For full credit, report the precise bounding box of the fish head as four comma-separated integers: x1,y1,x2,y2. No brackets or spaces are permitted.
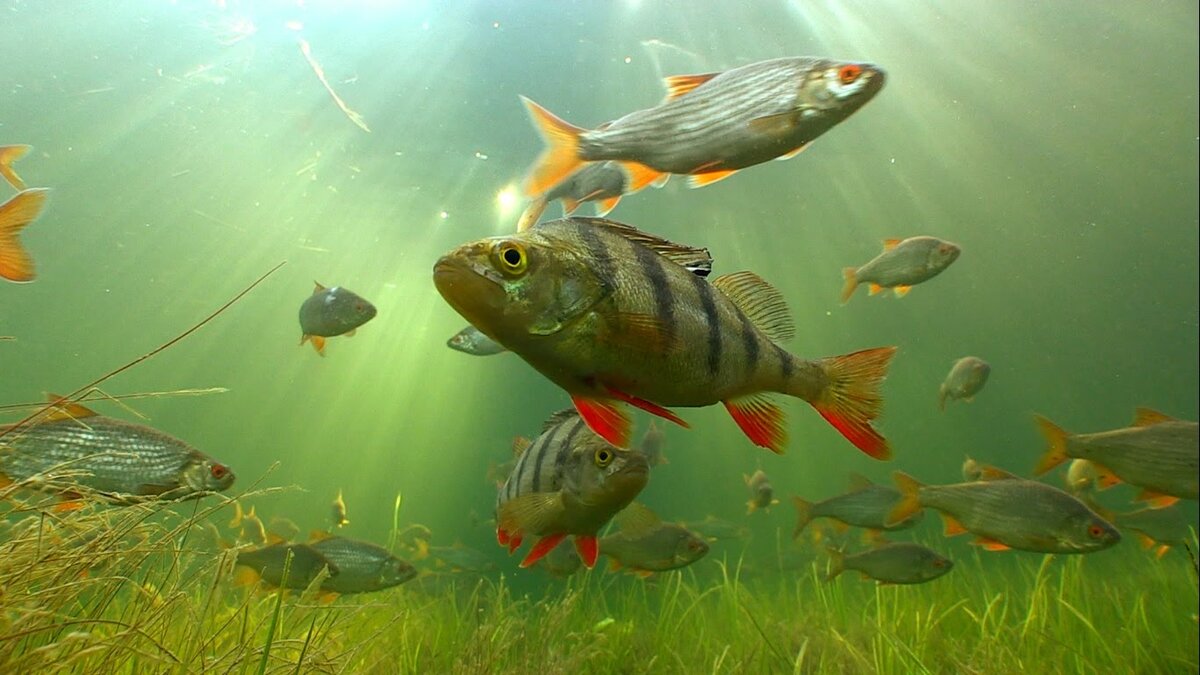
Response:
434,231,611,341
797,59,886,117
564,436,650,512
926,240,961,273
181,455,235,493
920,550,954,581
324,287,378,333
1058,511,1122,552
380,556,418,587
673,529,710,566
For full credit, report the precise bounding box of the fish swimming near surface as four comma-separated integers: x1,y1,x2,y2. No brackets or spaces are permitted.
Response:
308,532,417,594
298,282,377,356
886,471,1121,554
234,542,339,590
744,469,780,514
331,489,350,528
638,421,668,466
0,399,235,509
447,325,507,356
938,356,990,411
433,217,897,457
599,502,709,576
1033,408,1199,508
0,188,50,283
494,408,649,569
520,56,885,196
825,542,953,585
840,236,960,303
0,144,31,190
792,473,922,539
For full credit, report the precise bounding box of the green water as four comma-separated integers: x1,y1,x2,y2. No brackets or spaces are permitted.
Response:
1,1,1197,670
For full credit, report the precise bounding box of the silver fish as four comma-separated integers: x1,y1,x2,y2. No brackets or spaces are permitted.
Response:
939,357,990,411
841,236,960,303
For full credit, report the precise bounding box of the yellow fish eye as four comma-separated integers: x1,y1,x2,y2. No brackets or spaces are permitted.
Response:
494,241,528,276
594,447,614,468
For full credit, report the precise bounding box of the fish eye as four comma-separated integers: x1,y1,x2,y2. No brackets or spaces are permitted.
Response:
494,241,528,276
838,64,862,84
594,447,614,467
932,558,946,568
210,463,228,479
1087,523,1105,539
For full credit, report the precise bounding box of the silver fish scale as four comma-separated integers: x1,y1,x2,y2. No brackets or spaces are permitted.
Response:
312,537,389,573
0,416,197,495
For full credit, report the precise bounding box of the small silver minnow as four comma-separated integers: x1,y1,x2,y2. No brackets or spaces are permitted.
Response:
939,356,991,411
825,543,952,585
841,236,960,303
447,325,507,356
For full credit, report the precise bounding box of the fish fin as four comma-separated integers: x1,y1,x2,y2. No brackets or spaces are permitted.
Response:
615,502,661,537
343,328,356,337
560,196,581,215
892,285,911,298
745,500,757,515
940,513,968,537
840,267,859,305
519,532,568,568
497,492,566,539
723,394,787,454
42,393,99,421
831,520,850,534
317,591,339,604
54,500,84,513
266,533,286,546
823,548,845,582
0,188,49,283
229,501,245,528
508,533,524,554
620,161,668,193
603,386,689,430
519,96,585,197
1155,544,1171,559
651,173,670,188
972,537,1011,552
415,539,430,560
1032,415,1070,475
963,396,974,403
594,196,621,217
774,143,811,161
312,281,326,293
847,472,873,492
515,195,549,233
791,497,813,539
747,112,798,137
574,218,713,275
0,144,31,190
662,73,718,100
597,312,676,355
863,529,887,547
1137,532,1156,550
711,271,795,343
1132,407,1176,426
496,526,510,548
310,336,326,356
309,529,333,543
574,535,599,568
806,347,897,459
540,408,583,433
512,436,532,457
1134,489,1179,510
882,238,902,251
687,169,737,189
886,471,924,526
978,465,1020,481
633,569,654,579
868,284,884,296
233,566,261,587
607,557,623,572
1092,464,1122,490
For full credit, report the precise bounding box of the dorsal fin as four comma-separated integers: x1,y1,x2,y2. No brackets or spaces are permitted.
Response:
978,465,1020,481
1132,407,1176,427
614,502,661,536
42,393,99,422
309,529,333,543
847,472,873,491
662,73,718,101
711,272,795,343
569,218,713,277
540,408,580,434
312,281,326,294
881,239,902,251
512,436,532,457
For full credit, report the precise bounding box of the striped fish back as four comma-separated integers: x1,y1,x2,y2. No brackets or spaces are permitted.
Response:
497,411,590,509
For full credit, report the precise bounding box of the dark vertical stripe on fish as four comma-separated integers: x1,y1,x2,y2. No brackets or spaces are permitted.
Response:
773,343,793,381
529,420,562,494
736,310,760,378
522,422,563,495
553,419,586,483
575,221,615,285
688,273,722,376
632,244,676,348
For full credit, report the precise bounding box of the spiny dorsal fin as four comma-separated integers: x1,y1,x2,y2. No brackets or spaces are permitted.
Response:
512,436,532,457
570,218,713,277
43,393,99,421
1132,407,1176,427
312,281,326,294
540,408,580,434
711,272,795,343
847,472,873,491
882,238,902,251
614,502,661,537
663,73,719,101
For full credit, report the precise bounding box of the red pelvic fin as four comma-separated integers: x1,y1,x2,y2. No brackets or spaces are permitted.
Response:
603,386,689,429
519,532,567,568
574,535,599,568
723,394,787,453
571,395,632,448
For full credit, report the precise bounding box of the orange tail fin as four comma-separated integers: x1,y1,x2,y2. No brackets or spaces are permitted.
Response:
791,496,814,539
886,471,923,527
0,145,31,190
520,96,585,198
839,267,859,304
0,188,49,283
799,347,897,459
1032,414,1070,475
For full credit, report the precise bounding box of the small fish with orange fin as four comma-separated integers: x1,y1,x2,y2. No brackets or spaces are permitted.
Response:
824,542,952,585
792,472,922,540
743,469,780,514
229,502,269,546
298,282,377,356
541,161,631,217
885,470,1120,554
1032,408,1198,508
0,144,31,190
520,56,885,197
434,217,897,457
841,236,960,304
0,187,50,283
331,489,350,528
307,530,417,594
938,357,990,411
1113,506,1195,560
599,503,709,576
233,541,339,591
494,408,649,570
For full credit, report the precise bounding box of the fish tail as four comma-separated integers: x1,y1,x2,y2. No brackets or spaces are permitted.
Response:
798,346,897,459
938,384,948,412
1032,414,1070,475
823,547,845,582
791,496,813,539
839,267,859,304
517,195,549,232
886,471,924,527
0,188,49,283
0,145,31,190
519,96,585,198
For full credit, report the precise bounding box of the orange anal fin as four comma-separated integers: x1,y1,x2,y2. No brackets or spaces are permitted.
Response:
831,520,851,534
496,527,510,547
972,537,1011,552
519,532,568,568
687,169,738,189
1093,466,1122,490
343,328,356,338
1135,489,1179,509
0,188,49,283
571,396,632,448
633,569,654,579
560,196,581,215
621,161,668,193
606,557,622,572
940,512,968,537
892,285,911,298
603,386,689,430
520,96,585,198
1155,544,1171,559
723,394,787,454
308,336,326,356
508,533,523,554
574,535,599,568
594,195,621,216
1137,533,1156,550
233,567,261,587
868,284,885,296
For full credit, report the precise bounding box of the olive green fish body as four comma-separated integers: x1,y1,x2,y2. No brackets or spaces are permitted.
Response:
311,537,416,594
829,543,952,585
1117,507,1194,548
938,357,990,410
235,543,337,590
600,523,709,572
298,285,376,338
1067,422,1199,499
544,161,628,215
815,486,921,531
682,516,749,541
427,545,496,573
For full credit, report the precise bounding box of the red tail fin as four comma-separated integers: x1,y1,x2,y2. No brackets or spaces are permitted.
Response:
800,347,897,459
